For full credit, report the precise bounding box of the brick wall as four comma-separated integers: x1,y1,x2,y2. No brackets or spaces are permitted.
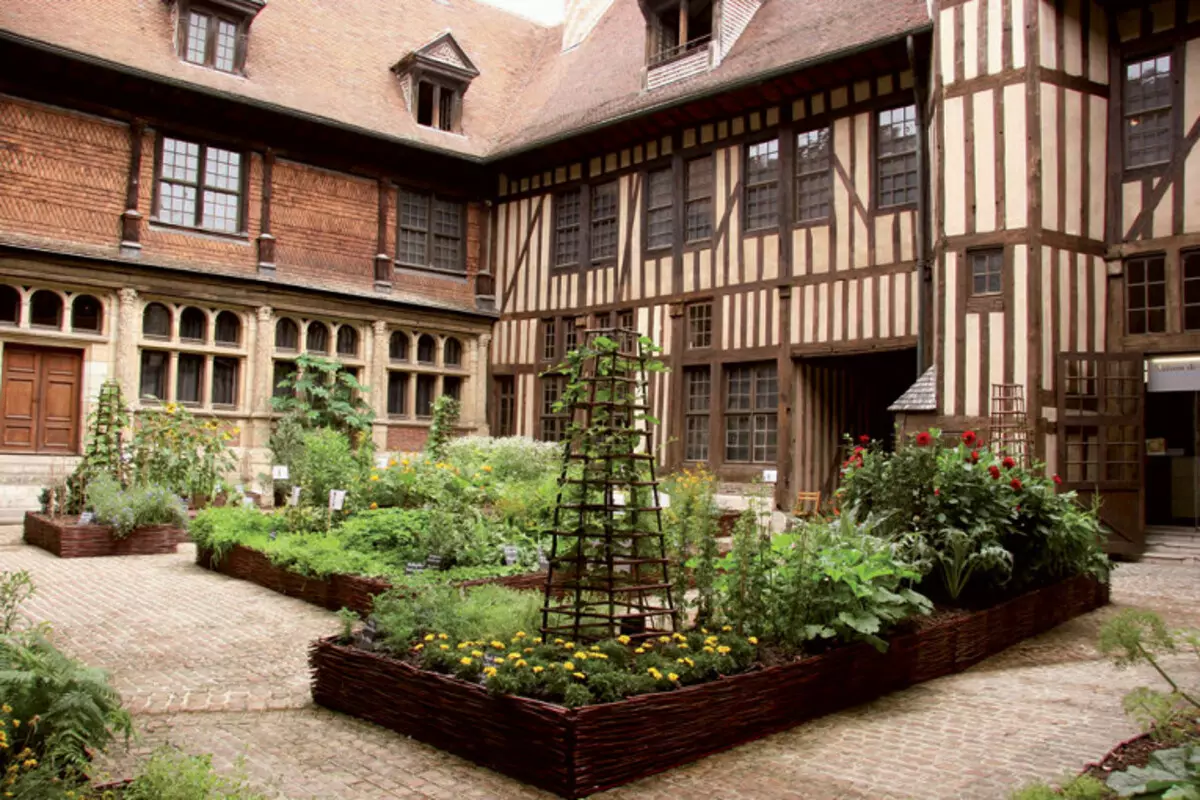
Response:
0,96,128,249
273,160,377,288
387,424,430,451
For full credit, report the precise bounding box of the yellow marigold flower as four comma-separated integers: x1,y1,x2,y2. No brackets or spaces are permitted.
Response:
515,631,526,639
617,635,631,645
483,465,493,472
705,636,718,645
11,721,18,728
1,705,9,714
401,458,410,467
437,643,449,651
424,634,436,642
507,652,520,661
701,627,709,634
590,645,601,651
22,759,36,768
471,650,483,658
673,633,686,641
668,673,679,683
684,657,694,667
457,642,468,650
437,633,449,640
516,659,527,668
678,644,688,650
717,646,731,655
722,625,733,632
554,638,564,645
369,474,380,482
658,636,670,643
572,672,586,680
563,661,576,671
533,637,543,644
491,640,506,650
592,653,608,659
676,658,686,664
483,667,498,678
413,644,424,652
563,642,575,650
634,647,646,655
369,502,379,510
459,657,473,666
703,646,715,654
747,636,759,645
547,662,559,669
532,665,544,674
523,647,533,654
647,667,662,679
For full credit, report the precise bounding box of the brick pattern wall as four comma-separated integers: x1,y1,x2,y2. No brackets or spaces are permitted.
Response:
273,160,377,287
386,424,430,451
0,97,128,248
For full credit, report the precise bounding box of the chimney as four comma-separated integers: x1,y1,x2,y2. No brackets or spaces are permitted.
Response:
561,0,613,51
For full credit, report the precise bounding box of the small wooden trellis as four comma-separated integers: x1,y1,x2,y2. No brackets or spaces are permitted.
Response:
988,383,1032,466
541,327,677,643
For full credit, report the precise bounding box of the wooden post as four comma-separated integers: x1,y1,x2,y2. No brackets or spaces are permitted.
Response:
257,150,275,273
119,120,144,255
679,0,689,47
775,287,793,511
375,178,392,290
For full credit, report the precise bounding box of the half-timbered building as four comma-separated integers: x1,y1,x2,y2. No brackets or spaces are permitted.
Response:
1,0,1198,553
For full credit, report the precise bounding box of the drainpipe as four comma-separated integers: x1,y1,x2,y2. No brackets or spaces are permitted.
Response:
908,34,932,375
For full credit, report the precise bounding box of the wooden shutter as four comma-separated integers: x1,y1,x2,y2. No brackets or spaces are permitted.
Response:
0,346,82,454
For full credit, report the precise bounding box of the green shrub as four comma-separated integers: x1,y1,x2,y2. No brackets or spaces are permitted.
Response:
662,466,721,626
128,403,238,499
444,436,560,484
122,747,267,800
425,395,461,463
293,427,362,511
190,506,272,559
373,583,543,647
270,353,374,441
86,474,188,538
1010,775,1110,800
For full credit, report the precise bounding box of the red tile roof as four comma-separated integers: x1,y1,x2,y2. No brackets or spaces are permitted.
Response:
0,0,931,160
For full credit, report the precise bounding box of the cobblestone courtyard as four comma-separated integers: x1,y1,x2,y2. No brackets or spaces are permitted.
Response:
3,524,1199,800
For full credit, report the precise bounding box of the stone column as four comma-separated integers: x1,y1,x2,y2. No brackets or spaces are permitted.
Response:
371,320,389,451
246,306,275,487
114,288,140,402
253,306,275,414
471,333,491,434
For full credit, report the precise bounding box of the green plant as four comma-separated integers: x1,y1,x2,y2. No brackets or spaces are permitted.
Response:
336,608,359,640
271,353,374,443
933,526,1013,601
128,403,238,500
0,570,34,635
662,466,720,625
1099,610,1200,741
86,474,189,538
373,584,543,647
122,747,267,800
425,395,461,463
42,380,130,515
1010,775,1111,800
1107,745,1199,798
292,427,362,512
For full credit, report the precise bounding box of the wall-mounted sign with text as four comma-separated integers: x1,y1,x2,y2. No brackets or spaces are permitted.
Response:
1148,356,1200,393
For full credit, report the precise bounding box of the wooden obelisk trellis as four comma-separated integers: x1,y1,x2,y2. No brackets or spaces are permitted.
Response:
541,327,677,643
989,383,1032,466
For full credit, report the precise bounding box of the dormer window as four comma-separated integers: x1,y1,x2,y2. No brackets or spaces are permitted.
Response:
393,33,479,135
174,0,264,75
648,0,713,67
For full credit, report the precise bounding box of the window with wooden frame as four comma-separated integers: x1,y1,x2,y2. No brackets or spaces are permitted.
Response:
591,181,619,263
156,136,243,233
685,156,713,242
416,374,436,417
724,362,778,464
564,319,578,354
646,168,674,251
686,301,712,348
1124,53,1173,170
1184,251,1200,331
178,1,256,74
593,310,613,329
542,318,558,362
415,81,461,133
646,0,714,67
795,127,831,222
540,375,569,442
617,308,635,330
877,105,919,208
1126,253,1166,335
553,189,582,268
387,371,409,417
970,249,1003,296
684,367,711,462
397,189,466,273
494,376,515,437
393,34,478,134
744,139,779,232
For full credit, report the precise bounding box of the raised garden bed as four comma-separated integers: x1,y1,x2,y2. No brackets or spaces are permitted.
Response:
310,572,1109,799
24,512,185,559
196,543,549,615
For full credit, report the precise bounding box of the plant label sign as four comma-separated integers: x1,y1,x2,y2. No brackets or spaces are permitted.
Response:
78,511,95,524
242,496,256,509
328,489,347,511
272,465,289,481
425,554,443,569
289,486,301,506
503,545,520,566
612,490,627,506
375,455,389,469
404,562,426,575
659,493,671,508
235,484,245,495
761,469,778,484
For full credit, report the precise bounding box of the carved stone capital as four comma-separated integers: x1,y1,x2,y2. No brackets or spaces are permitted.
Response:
372,319,388,337
118,288,139,305
257,305,273,323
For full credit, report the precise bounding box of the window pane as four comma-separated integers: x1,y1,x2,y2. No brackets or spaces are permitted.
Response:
725,416,751,462
1123,52,1174,168
162,138,200,183
143,303,171,338
214,19,237,71
444,375,462,401
970,249,1003,296
591,182,618,261
399,190,430,265
177,354,204,404
687,302,712,348
416,374,436,417
726,367,751,410
336,326,358,357
647,207,674,251
444,337,462,366
212,357,238,406
543,318,557,361
879,105,917,157
140,350,168,401
438,88,455,132
755,364,778,410
204,148,241,191
389,331,409,361
159,182,197,226
179,307,207,341
185,12,209,64
387,372,409,416
273,360,296,398
746,140,779,184
71,294,103,332
306,323,329,354
554,190,581,267
417,334,436,364
275,318,298,350
752,413,778,463
215,311,240,344
30,291,62,328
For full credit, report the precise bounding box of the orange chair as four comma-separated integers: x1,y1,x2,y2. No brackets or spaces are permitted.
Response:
793,491,822,517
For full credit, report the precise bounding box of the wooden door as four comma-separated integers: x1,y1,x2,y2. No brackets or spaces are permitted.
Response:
0,346,82,454
1056,353,1144,557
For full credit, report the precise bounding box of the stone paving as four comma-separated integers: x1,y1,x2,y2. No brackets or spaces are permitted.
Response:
3,526,1199,800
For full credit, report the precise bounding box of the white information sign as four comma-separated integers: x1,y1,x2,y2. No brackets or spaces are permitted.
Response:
375,455,390,469
762,469,778,484
289,486,301,506
328,489,347,511
612,490,626,507
1148,356,1200,393
272,465,289,480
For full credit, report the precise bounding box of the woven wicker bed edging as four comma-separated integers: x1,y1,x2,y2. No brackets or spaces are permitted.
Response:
310,572,1109,799
23,512,184,559
196,543,549,615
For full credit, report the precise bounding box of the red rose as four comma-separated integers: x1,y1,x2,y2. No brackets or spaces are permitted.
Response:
854,446,864,454
970,450,980,463
1010,478,1023,491
933,488,940,496
962,430,977,446
915,431,932,447
988,465,1001,480
859,435,870,444
1002,456,1016,469
1016,505,1022,512
1052,474,1063,486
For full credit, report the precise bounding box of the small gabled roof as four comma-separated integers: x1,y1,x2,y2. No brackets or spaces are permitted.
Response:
393,31,480,84
888,366,938,413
